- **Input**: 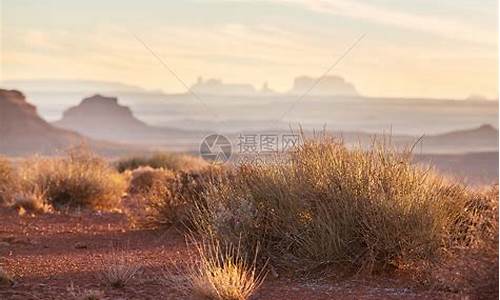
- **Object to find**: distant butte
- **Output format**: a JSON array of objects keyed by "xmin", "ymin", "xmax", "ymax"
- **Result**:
[
  {"xmin": 0, "ymin": 89, "xmax": 83, "ymax": 155},
  {"xmin": 53, "ymin": 94, "xmax": 203, "ymax": 143},
  {"xmin": 0, "ymin": 90, "xmax": 137, "ymax": 156},
  {"xmin": 289, "ymin": 75, "xmax": 359, "ymax": 96}
]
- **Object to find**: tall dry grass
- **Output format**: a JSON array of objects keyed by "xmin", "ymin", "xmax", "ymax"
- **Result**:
[
  {"xmin": 167, "ymin": 238, "xmax": 266, "ymax": 300},
  {"xmin": 138, "ymin": 165, "xmax": 227, "ymax": 228},
  {"xmin": 0, "ymin": 157, "xmax": 19, "ymax": 205},
  {"xmin": 427, "ymin": 185, "xmax": 498, "ymax": 298},
  {"xmin": 191, "ymin": 138, "xmax": 483, "ymax": 274},
  {"xmin": 19, "ymin": 148, "xmax": 127, "ymax": 211}
]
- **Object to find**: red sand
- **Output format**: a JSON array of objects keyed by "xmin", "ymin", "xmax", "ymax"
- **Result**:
[{"xmin": 0, "ymin": 207, "xmax": 458, "ymax": 299}]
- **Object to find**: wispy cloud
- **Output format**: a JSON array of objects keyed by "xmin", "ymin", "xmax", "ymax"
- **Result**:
[{"xmin": 268, "ymin": 0, "xmax": 496, "ymax": 46}]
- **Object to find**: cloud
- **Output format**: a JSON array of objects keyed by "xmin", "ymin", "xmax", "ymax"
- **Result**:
[{"xmin": 264, "ymin": 0, "xmax": 496, "ymax": 46}]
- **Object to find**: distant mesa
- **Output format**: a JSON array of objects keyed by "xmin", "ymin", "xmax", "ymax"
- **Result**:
[
  {"xmin": 289, "ymin": 75, "xmax": 358, "ymax": 96},
  {"xmin": 432, "ymin": 123, "xmax": 498, "ymax": 140},
  {"xmin": 0, "ymin": 89, "xmax": 134, "ymax": 156},
  {"xmin": 53, "ymin": 94, "xmax": 202, "ymax": 143},
  {"xmin": 3, "ymin": 76, "xmax": 360, "ymax": 97},
  {"xmin": 465, "ymin": 94, "xmax": 494, "ymax": 102},
  {"xmin": 54, "ymin": 94, "xmax": 151, "ymax": 139},
  {"xmin": 0, "ymin": 89, "xmax": 84, "ymax": 155},
  {"xmin": 190, "ymin": 77, "xmax": 258, "ymax": 96}
]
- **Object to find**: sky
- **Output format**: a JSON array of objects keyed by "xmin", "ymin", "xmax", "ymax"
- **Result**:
[{"xmin": 0, "ymin": 0, "xmax": 498, "ymax": 99}]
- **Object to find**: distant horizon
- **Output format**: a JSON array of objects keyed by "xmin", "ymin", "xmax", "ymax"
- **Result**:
[
  {"xmin": 1, "ymin": 0, "xmax": 497, "ymax": 99},
  {"xmin": 1, "ymin": 77, "xmax": 498, "ymax": 101}
]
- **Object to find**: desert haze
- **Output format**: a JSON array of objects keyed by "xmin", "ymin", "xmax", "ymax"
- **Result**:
[{"xmin": 0, "ymin": 0, "xmax": 498, "ymax": 299}]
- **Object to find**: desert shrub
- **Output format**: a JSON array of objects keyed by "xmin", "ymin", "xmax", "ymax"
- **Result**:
[
  {"xmin": 97, "ymin": 249, "xmax": 141, "ymax": 289},
  {"xmin": 99, "ymin": 261, "xmax": 140, "ymax": 288},
  {"xmin": 19, "ymin": 149, "xmax": 127, "ymax": 210},
  {"xmin": 0, "ymin": 157, "xmax": 19, "ymax": 205},
  {"xmin": 0, "ymin": 266, "xmax": 14, "ymax": 287},
  {"xmin": 142, "ymin": 165, "xmax": 227, "ymax": 229},
  {"xmin": 170, "ymin": 238, "xmax": 266, "ymax": 300},
  {"xmin": 192, "ymin": 139, "xmax": 481, "ymax": 273},
  {"xmin": 128, "ymin": 166, "xmax": 176, "ymax": 195},
  {"xmin": 67, "ymin": 283, "xmax": 105, "ymax": 300},
  {"xmin": 115, "ymin": 152, "xmax": 207, "ymax": 173},
  {"xmin": 428, "ymin": 185, "xmax": 498, "ymax": 299},
  {"xmin": 12, "ymin": 187, "xmax": 52, "ymax": 214}
]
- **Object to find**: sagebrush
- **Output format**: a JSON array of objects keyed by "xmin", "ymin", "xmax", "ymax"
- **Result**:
[
  {"xmin": 172, "ymin": 238, "xmax": 266, "ymax": 300},
  {"xmin": 0, "ymin": 157, "xmax": 18, "ymax": 205},
  {"xmin": 19, "ymin": 149, "xmax": 127, "ymax": 210},
  {"xmin": 192, "ymin": 139, "xmax": 487, "ymax": 273},
  {"xmin": 138, "ymin": 165, "xmax": 227, "ymax": 228}
]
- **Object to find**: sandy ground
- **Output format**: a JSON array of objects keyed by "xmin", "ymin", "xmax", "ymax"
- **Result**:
[{"xmin": 0, "ymin": 206, "xmax": 460, "ymax": 300}]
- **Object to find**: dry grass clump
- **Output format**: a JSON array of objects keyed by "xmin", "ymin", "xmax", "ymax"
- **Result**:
[
  {"xmin": 67, "ymin": 283, "xmax": 105, "ymax": 300},
  {"xmin": 12, "ymin": 187, "xmax": 52, "ymax": 214},
  {"xmin": 0, "ymin": 156, "xmax": 19, "ymax": 206},
  {"xmin": 0, "ymin": 266, "xmax": 14, "ymax": 287},
  {"xmin": 173, "ymin": 239, "xmax": 266, "ymax": 300},
  {"xmin": 427, "ymin": 185, "xmax": 498, "ymax": 299},
  {"xmin": 19, "ymin": 149, "xmax": 127, "ymax": 211},
  {"xmin": 98, "ymin": 254, "xmax": 141, "ymax": 288},
  {"xmin": 115, "ymin": 152, "xmax": 207, "ymax": 173},
  {"xmin": 128, "ymin": 166, "xmax": 175, "ymax": 195},
  {"xmin": 192, "ymin": 138, "xmax": 482, "ymax": 274},
  {"xmin": 141, "ymin": 165, "xmax": 227, "ymax": 229}
]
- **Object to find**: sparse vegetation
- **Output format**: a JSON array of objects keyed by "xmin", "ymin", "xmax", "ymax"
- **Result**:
[
  {"xmin": 115, "ymin": 152, "xmax": 207, "ymax": 173},
  {"xmin": 128, "ymin": 166, "xmax": 175, "ymax": 195},
  {"xmin": 19, "ymin": 148, "xmax": 127, "ymax": 210},
  {"xmin": 0, "ymin": 157, "xmax": 19, "ymax": 206},
  {"xmin": 67, "ymin": 283, "xmax": 105, "ymax": 300},
  {"xmin": 427, "ymin": 185, "xmax": 498, "ymax": 298},
  {"xmin": 177, "ymin": 239, "xmax": 266, "ymax": 300},
  {"xmin": 99, "ymin": 254, "xmax": 141, "ymax": 288},
  {"xmin": 0, "ymin": 266, "xmax": 14, "ymax": 287},
  {"xmin": 140, "ymin": 165, "xmax": 227, "ymax": 229},
  {"xmin": 12, "ymin": 187, "xmax": 52, "ymax": 214},
  {"xmin": 191, "ymin": 139, "xmax": 486, "ymax": 274},
  {"xmin": 0, "ymin": 138, "xmax": 496, "ymax": 299}
]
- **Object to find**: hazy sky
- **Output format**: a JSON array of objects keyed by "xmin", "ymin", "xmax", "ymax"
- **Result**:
[{"xmin": 1, "ymin": 0, "xmax": 498, "ymax": 99}]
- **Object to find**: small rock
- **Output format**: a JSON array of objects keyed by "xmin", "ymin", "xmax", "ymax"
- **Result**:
[{"xmin": 74, "ymin": 242, "xmax": 88, "ymax": 249}]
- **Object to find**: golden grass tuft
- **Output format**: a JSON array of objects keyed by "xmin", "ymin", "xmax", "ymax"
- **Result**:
[
  {"xmin": 67, "ymin": 283, "xmax": 105, "ymax": 300},
  {"xmin": 128, "ymin": 166, "xmax": 176, "ymax": 195},
  {"xmin": 0, "ymin": 156, "xmax": 19, "ymax": 206},
  {"xmin": 179, "ymin": 239, "xmax": 266, "ymax": 300},
  {"xmin": 98, "ymin": 249, "xmax": 141, "ymax": 289},
  {"xmin": 192, "ymin": 138, "xmax": 488, "ymax": 274},
  {"xmin": 0, "ymin": 266, "xmax": 14, "ymax": 287},
  {"xmin": 141, "ymin": 165, "xmax": 227, "ymax": 229},
  {"xmin": 12, "ymin": 188, "xmax": 52, "ymax": 214},
  {"xmin": 425, "ymin": 185, "xmax": 498, "ymax": 298},
  {"xmin": 19, "ymin": 148, "xmax": 127, "ymax": 211}
]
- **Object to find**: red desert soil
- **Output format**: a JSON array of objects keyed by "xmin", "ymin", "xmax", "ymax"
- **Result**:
[{"xmin": 0, "ymin": 207, "xmax": 458, "ymax": 300}]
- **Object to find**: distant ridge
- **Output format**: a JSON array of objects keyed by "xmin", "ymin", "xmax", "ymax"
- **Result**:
[
  {"xmin": 55, "ymin": 94, "xmax": 149, "ymax": 135},
  {"xmin": 0, "ymin": 89, "xmax": 136, "ymax": 156},
  {"xmin": 53, "ymin": 94, "xmax": 205, "ymax": 145},
  {"xmin": 0, "ymin": 89, "xmax": 85, "ymax": 155},
  {"xmin": 1, "ymin": 79, "xmax": 148, "ymax": 93},
  {"xmin": 419, "ymin": 124, "xmax": 499, "ymax": 152}
]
